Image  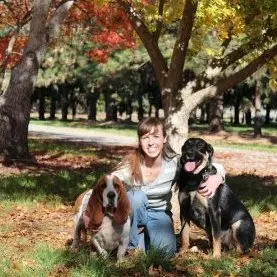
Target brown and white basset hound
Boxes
[71,174,131,260]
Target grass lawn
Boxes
[0,134,276,276]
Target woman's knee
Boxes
[146,212,176,256]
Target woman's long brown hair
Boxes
[113,117,176,185]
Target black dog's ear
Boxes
[207,143,214,158]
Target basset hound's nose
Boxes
[107,191,116,199]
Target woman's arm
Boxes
[198,162,225,198]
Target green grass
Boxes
[0,243,174,277]
[191,122,277,136]
[178,247,277,277]
[213,141,277,153]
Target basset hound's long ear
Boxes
[83,176,105,231]
[112,176,130,225]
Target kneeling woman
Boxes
[113,117,225,257]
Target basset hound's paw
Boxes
[99,249,108,258]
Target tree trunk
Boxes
[199,105,206,123]
[137,86,144,121]
[87,91,99,121]
[104,92,117,122]
[189,108,197,125]
[209,94,224,133]
[38,87,46,120]
[254,80,262,138]
[234,97,241,125]
[245,109,252,125]
[0,52,36,162]
[165,111,190,154]
[49,84,58,120]
[265,104,271,125]
[165,88,192,154]
[0,0,73,162]
[60,83,68,121]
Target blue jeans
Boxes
[127,190,176,257]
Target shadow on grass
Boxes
[227,174,277,212]
[0,171,98,204]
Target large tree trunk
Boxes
[165,87,194,153]
[0,52,36,161]
[0,0,74,162]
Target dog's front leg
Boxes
[71,216,82,250]
[179,193,191,251]
[91,237,108,258]
[117,235,129,261]
[180,220,190,251]
[208,207,222,258]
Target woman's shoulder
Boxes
[163,154,180,166]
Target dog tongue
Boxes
[184,161,196,172]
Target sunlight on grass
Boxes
[28,139,100,155]
[21,244,70,277]
[30,119,137,137]
[0,244,13,277]
[0,222,13,235]
[214,142,277,153]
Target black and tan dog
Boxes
[177,138,255,258]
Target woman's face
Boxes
[139,125,166,160]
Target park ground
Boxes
[0,128,276,276]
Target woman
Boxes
[113,117,224,257]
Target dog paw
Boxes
[70,244,80,253]
[100,249,108,258]
[189,246,200,253]
[212,252,221,259]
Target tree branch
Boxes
[153,0,165,42]
[116,0,167,88]
[210,28,277,71]
[165,0,198,96]
[48,0,75,43]
[190,44,277,109]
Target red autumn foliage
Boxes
[0,0,135,67]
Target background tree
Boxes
[0,0,135,161]
[0,0,74,162]
[114,0,277,152]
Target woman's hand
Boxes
[198,174,223,198]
